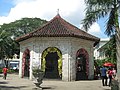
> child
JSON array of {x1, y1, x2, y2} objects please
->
[{"x1": 2, "y1": 66, "x2": 8, "y2": 80}]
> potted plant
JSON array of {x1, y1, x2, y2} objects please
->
[{"x1": 33, "y1": 67, "x2": 44, "y2": 88}]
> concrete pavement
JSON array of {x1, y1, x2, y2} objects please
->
[{"x1": 0, "y1": 73, "x2": 111, "y2": 90}]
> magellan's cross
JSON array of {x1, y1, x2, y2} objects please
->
[{"x1": 57, "y1": 9, "x2": 59, "y2": 14}]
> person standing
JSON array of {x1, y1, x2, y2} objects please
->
[
  {"x1": 100, "y1": 66, "x2": 108, "y2": 86},
  {"x1": 2, "y1": 66, "x2": 8, "y2": 80},
  {"x1": 112, "y1": 68, "x2": 116, "y2": 78},
  {"x1": 108, "y1": 68, "x2": 113, "y2": 87}
]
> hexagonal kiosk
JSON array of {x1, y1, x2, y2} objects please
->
[{"x1": 16, "y1": 14, "x2": 99, "y2": 81}]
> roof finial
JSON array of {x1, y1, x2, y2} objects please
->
[{"x1": 57, "y1": 9, "x2": 59, "y2": 15}]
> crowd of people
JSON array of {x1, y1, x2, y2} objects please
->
[{"x1": 100, "y1": 66, "x2": 116, "y2": 87}]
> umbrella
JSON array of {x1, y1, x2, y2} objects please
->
[{"x1": 103, "y1": 62, "x2": 115, "y2": 67}]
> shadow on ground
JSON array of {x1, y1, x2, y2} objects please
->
[
  {"x1": 0, "y1": 85, "x2": 27, "y2": 90},
  {"x1": 0, "y1": 81, "x2": 8, "y2": 84},
  {"x1": 42, "y1": 86, "x2": 52, "y2": 89},
  {"x1": 103, "y1": 89, "x2": 111, "y2": 90},
  {"x1": 32, "y1": 87, "x2": 52, "y2": 90},
  {"x1": 0, "y1": 74, "x2": 3, "y2": 77}
]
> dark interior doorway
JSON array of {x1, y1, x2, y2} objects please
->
[
  {"x1": 44, "y1": 52, "x2": 60, "y2": 79},
  {"x1": 24, "y1": 51, "x2": 30, "y2": 77},
  {"x1": 76, "y1": 54, "x2": 87, "y2": 80}
]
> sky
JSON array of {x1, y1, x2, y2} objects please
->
[{"x1": 0, "y1": 0, "x2": 109, "y2": 39}]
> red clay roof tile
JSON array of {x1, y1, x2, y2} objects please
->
[{"x1": 16, "y1": 14, "x2": 100, "y2": 46}]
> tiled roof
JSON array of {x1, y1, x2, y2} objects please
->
[{"x1": 16, "y1": 14, "x2": 100, "y2": 46}]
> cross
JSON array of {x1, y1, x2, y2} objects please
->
[{"x1": 57, "y1": 9, "x2": 59, "y2": 14}]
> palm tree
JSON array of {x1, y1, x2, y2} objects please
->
[
  {"x1": 82, "y1": 0, "x2": 120, "y2": 83},
  {"x1": 103, "y1": 35, "x2": 116, "y2": 64}
]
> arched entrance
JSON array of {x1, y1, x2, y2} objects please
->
[
  {"x1": 22, "y1": 49, "x2": 30, "y2": 77},
  {"x1": 76, "y1": 48, "x2": 89, "y2": 80},
  {"x1": 41, "y1": 47, "x2": 62, "y2": 79}
]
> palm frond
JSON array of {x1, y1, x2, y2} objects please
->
[
  {"x1": 82, "y1": 8, "x2": 109, "y2": 31},
  {"x1": 85, "y1": 0, "x2": 113, "y2": 7},
  {"x1": 82, "y1": 0, "x2": 113, "y2": 31},
  {"x1": 82, "y1": 0, "x2": 120, "y2": 32},
  {"x1": 105, "y1": 8, "x2": 117, "y2": 36}
]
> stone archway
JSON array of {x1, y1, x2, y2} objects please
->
[
  {"x1": 76, "y1": 48, "x2": 89, "y2": 80},
  {"x1": 41, "y1": 47, "x2": 62, "y2": 79},
  {"x1": 22, "y1": 49, "x2": 30, "y2": 77}
]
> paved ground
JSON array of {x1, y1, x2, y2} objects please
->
[{"x1": 0, "y1": 73, "x2": 111, "y2": 90}]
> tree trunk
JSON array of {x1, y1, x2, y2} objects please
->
[
  {"x1": 116, "y1": 27, "x2": 120, "y2": 89},
  {"x1": 116, "y1": 29, "x2": 120, "y2": 75}
]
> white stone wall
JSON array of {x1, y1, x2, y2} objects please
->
[
  {"x1": 19, "y1": 38, "x2": 34, "y2": 80},
  {"x1": 70, "y1": 38, "x2": 95, "y2": 80},
  {"x1": 35, "y1": 37, "x2": 71, "y2": 81},
  {"x1": 19, "y1": 37, "x2": 95, "y2": 81}
]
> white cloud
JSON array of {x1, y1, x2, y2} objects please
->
[
  {"x1": 79, "y1": 22, "x2": 102, "y2": 36},
  {"x1": 0, "y1": 0, "x2": 104, "y2": 38},
  {"x1": 0, "y1": 0, "x2": 86, "y2": 25},
  {"x1": 88, "y1": 23, "x2": 101, "y2": 33},
  {"x1": 88, "y1": 23, "x2": 102, "y2": 37}
]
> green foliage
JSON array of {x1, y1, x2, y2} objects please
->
[
  {"x1": 41, "y1": 58, "x2": 46, "y2": 72},
  {"x1": 0, "y1": 18, "x2": 47, "y2": 60},
  {"x1": 95, "y1": 36, "x2": 116, "y2": 67},
  {"x1": 0, "y1": 68, "x2": 16, "y2": 74},
  {"x1": 8, "y1": 69, "x2": 16, "y2": 73},
  {"x1": 95, "y1": 57, "x2": 116, "y2": 67},
  {"x1": 102, "y1": 35, "x2": 116, "y2": 64},
  {"x1": 41, "y1": 47, "x2": 62, "y2": 75},
  {"x1": 0, "y1": 30, "x2": 15, "y2": 59},
  {"x1": 0, "y1": 68, "x2": 2, "y2": 73},
  {"x1": 58, "y1": 59, "x2": 62, "y2": 75},
  {"x1": 95, "y1": 59, "x2": 107, "y2": 67},
  {"x1": 0, "y1": 18, "x2": 47, "y2": 38},
  {"x1": 82, "y1": 0, "x2": 119, "y2": 68}
]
